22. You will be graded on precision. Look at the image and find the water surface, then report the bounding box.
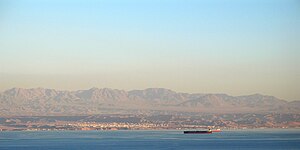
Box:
[0,129,299,150]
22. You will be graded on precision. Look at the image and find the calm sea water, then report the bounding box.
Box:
[0,129,299,150]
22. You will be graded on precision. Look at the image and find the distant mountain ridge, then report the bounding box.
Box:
[0,87,298,116]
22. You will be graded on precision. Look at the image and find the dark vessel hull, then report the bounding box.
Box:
[183,131,212,134]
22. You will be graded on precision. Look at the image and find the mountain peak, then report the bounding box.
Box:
[88,87,99,91]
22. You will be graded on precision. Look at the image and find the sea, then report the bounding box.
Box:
[0,129,299,150]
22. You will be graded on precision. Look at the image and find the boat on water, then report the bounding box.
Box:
[184,128,221,134]
[183,130,212,134]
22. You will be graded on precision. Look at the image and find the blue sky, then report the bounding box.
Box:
[0,0,299,100]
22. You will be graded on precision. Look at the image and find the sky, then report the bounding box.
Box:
[0,0,299,100]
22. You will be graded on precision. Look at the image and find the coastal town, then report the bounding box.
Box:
[1,113,299,131]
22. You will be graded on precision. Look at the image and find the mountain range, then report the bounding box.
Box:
[0,87,299,116]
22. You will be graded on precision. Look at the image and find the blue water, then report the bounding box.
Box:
[0,129,299,150]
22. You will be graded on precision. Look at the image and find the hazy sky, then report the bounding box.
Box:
[0,0,299,100]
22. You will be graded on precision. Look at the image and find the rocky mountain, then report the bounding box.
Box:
[0,87,299,116]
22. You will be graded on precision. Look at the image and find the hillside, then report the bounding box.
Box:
[0,87,298,116]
